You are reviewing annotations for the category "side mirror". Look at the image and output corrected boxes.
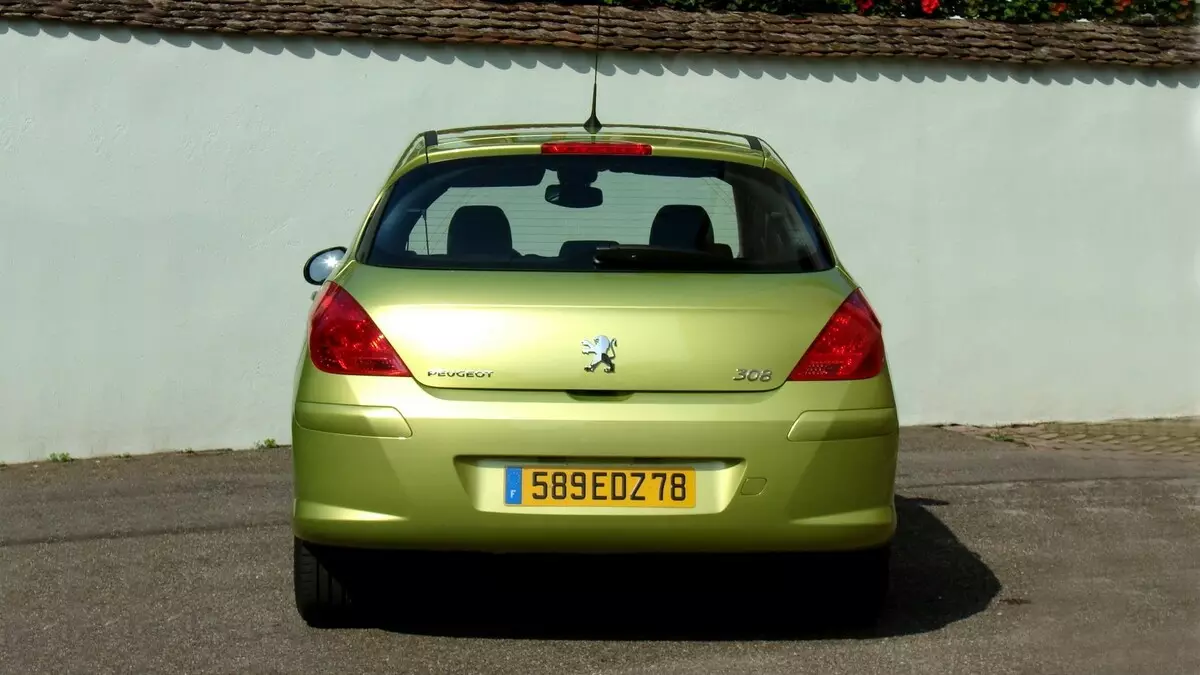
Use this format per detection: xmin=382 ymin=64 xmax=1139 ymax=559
xmin=303 ymin=246 xmax=347 ymax=286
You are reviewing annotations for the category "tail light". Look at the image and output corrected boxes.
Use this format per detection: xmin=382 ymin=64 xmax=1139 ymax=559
xmin=788 ymin=289 xmax=884 ymax=381
xmin=308 ymin=282 xmax=410 ymax=377
xmin=541 ymin=141 xmax=653 ymax=156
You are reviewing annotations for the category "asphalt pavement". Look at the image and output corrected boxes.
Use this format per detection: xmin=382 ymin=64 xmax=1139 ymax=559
xmin=1 ymin=428 xmax=1197 ymax=675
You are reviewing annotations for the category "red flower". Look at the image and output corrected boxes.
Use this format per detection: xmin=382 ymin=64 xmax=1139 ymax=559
xmin=1050 ymin=2 xmax=1067 ymax=14
xmin=857 ymin=0 xmax=874 ymax=12
xmin=921 ymin=0 xmax=940 ymax=14
xmin=1115 ymin=0 xmax=1132 ymax=10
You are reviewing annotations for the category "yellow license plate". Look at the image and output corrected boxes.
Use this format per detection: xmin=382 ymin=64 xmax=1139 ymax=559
xmin=504 ymin=466 xmax=696 ymax=508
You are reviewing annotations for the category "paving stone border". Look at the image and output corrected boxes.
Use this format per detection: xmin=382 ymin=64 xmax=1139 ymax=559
xmin=947 ymin=417 xmax=1200 ymax=458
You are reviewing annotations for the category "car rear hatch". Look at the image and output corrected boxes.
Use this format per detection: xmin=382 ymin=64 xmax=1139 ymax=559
xmin=308 ymin=140 xmax=881 ymax=393
xmin=334 ymin=264 xmax=857 ymax=393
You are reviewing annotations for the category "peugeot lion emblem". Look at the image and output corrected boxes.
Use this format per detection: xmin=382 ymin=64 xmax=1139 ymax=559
xmin=581 ymin=335 xmax=617 ymax=374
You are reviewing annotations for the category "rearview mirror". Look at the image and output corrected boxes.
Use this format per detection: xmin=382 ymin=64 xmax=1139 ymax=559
xmin=545 ymin=184 xmax=603 ymax=209
xmin=303 ymin=246 xmax=347 ymax=285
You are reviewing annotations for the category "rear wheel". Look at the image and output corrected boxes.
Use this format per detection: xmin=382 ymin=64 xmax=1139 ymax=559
xmin=830 ymin=544 xmax=891 ymax=626
xmin=775 ymin=544 xmax=890 ymax=629
xmin=293 ymin=538 xmax=355 ymax=627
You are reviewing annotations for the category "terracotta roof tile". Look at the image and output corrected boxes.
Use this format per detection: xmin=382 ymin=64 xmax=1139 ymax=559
xmin=1 ymin=0 xmax=1196 ymax=68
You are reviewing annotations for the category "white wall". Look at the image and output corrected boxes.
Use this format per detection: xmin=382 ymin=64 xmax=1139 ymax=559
xmin=1 ymin=21 xmax=1197 ymax=461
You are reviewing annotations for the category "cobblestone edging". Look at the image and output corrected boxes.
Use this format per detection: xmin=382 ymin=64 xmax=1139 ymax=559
xmin=947 ymin=417 xmax=1200 ymax=458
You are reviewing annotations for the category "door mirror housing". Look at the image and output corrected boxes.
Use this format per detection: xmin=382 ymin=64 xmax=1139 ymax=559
xmin=303 ymin=246 xmax=347 ymax=285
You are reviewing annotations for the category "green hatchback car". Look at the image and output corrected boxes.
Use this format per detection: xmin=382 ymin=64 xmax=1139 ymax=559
xmin=292 ymin=123 xmax=900 ymax=627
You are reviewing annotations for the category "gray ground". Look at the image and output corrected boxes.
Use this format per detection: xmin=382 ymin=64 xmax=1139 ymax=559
xmin=2 ymin=427 xmax=1198 ymax=675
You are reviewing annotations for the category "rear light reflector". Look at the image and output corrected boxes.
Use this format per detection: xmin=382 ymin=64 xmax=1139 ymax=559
xmin=308 ymin=282 xmax=411 ymax=377
xmin=540 ymin=141 xmax=653 ymax=156
xmin=788 ymin=289 xmax=884 ymax=381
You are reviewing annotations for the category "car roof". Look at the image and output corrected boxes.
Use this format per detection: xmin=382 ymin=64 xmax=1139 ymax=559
xmin=419 ymin=122 xmax=768 ymax=165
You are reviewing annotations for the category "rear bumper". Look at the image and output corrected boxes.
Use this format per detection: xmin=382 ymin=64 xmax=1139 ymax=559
xmin=291 ymin=379 xmax=899 ymax=554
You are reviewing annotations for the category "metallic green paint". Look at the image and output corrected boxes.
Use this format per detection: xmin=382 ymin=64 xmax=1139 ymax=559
xmin=335 ymin=264 xmax=857 ymax=393
xmin=291 ymin=122 xmax=900 ymax=555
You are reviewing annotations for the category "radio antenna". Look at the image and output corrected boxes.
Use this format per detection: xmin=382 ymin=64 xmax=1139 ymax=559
xmin=582 ymin=1 xmax=603 ymax=134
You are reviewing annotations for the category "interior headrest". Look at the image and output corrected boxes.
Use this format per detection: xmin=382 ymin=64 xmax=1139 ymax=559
xmin=447 ymin=205 xmax=513 ymax=257
xmin=650 ymin=205 xmax=715 ymax=250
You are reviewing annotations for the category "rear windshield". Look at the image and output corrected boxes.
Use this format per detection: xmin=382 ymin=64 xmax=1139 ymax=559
xmin=362 ymin=154 xmax=834 ymax=273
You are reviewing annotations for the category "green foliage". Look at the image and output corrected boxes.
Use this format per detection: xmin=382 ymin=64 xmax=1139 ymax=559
xmin=594 ymin=0 xmax=1195 ymax=24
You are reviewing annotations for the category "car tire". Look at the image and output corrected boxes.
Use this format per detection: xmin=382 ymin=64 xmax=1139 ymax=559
xmin=832 ymin=544 xmax=891 ymax=627
xmin=293 ymin=537 xmax=354 ymax=627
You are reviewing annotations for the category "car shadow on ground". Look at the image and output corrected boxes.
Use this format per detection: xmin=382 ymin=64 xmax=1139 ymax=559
xmin=337 ymin=495 xmax=1000 ymax=641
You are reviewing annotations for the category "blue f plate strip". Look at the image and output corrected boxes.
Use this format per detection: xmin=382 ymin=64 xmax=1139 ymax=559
xmin=504 ymin=466 xmax=522 ymax=505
